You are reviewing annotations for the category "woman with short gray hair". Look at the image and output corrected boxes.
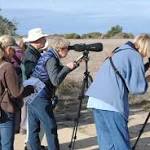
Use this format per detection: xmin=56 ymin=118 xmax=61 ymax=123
xmin=50 ymin=37 xmax=70 ymax=51
xmin=27 ymin=37 xmax=78 ymax=150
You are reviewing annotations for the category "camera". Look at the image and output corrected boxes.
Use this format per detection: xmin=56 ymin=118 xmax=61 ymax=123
xmin=68 ymin=43 xmax=103 ymax=52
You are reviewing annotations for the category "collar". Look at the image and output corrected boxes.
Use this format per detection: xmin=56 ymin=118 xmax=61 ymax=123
xmin=49 ymin=48 xmax=60 ymax=60
xmin=126 ymin=41 xmax=138 ymax=51
xmin=28 ymin=44 xmax=41 ymax=57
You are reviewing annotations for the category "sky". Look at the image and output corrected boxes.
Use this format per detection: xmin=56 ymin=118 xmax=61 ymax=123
xmin=0 ymin=0 xmax=150 ymax=35
xmin=1 ymin=0 xmax=150 ymax=14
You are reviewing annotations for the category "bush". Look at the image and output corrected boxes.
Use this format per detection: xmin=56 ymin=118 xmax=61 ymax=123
xmin=64 ymin=33 xmax=81 ymax=39
xmin=0 ymin=11 xmax=17 ymax=36
xmin=81 ymin=32 xmax=102 ymax=39
xmin=111 ymin=32 xmax=134 ymax=39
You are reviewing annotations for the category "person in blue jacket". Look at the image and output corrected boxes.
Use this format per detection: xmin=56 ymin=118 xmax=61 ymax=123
xmin=27 ymin=37 xmax=78 ymax=150
xmin=86 ymin=34 xmax=150 ymax=150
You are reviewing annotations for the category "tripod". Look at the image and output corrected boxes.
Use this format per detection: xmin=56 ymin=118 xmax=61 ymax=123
xmin=132 ymin=112 xmax=150 ymax=150
xmin=68 ymin=50 xmax=93 ymax=150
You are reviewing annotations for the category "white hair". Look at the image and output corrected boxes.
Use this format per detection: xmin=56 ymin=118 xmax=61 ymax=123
xmin=49 ymin=37 xmax=70 ymax=51
xmin=134 ymin=34 xmax=150 ymax=57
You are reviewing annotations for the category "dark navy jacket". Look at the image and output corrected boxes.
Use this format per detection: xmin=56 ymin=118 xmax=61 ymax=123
xmin=22 ymin=44 xmax=41 ymax=79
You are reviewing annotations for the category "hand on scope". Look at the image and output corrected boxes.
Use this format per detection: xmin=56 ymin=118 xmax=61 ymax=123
xmin=66 ymin=62 xmax=78 ymax=70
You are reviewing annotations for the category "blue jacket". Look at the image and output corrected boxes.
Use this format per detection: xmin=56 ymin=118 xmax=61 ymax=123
xmin=32 ymin=49 xmax=56 ymax=83
xmin=32 ymin=48 xmax=71 ymax=97
xmin=86 ymin=42 xmax=148 ymax=119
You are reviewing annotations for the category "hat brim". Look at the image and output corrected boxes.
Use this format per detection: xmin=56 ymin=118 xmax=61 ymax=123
xmin=23 ymin=34 xmax=48 ymax=43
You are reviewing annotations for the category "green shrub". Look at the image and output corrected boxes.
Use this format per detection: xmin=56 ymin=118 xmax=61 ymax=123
xmin=105 ymin=25 xmax=123 ymax=38
xmin=81 ymin=32 xmax=102 ymax=39
xmin=0 ymin=11 xmax=17 ymax=36
xmin=111 ymin=32 xmax=134 ymax=39
xmin=64 ymin=33 xmax=81 ymax=39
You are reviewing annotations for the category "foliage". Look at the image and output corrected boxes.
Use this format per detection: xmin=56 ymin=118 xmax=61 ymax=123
xmin=63 ymin=25 xmax=133 ymax=39
xmin=64 ymin=33 xmax=81 ymax=39
xmin=104 ymin=25 xmax=123 ymax=38
xmin=81 ymin=32 xmax=102 ymax=39
xmin=0 ymin=10 xmax=17 ymax=36
xmin=110 ymin=32 xmax=134 ymax=39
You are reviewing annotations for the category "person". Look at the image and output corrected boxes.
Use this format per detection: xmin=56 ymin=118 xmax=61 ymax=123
xmin=18 ymin=38 xmax=28 ymax=52
xmin=27 ymin=37 xmax=78 ymax=150
xmin=22 ymin=27 xmax=47 ymax=79
xmin=0 ymin=35 xmax=34 ymax=150
xmin=86 ymin=34 xmax=150 ymax=150
xmin=21 ymin=28 xmax=48 ymax=149
xmin=11 ymin=43 xmax=25 ymax=133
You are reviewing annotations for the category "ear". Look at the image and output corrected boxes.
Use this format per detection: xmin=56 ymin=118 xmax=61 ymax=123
xmin=5 ymin=47 xmax=10 ymax=54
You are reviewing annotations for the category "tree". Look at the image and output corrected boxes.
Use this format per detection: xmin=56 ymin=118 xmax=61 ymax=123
xmin=0 ymin=9 xmax=17 ymax=36
xmin=105 ymin=25 xmax=123 ymax=38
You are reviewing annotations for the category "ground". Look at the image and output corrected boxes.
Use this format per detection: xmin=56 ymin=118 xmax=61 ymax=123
xmin=15 ymin=104 xmax=150 ymax=150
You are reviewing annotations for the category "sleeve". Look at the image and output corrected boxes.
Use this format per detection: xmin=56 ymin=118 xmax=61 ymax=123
xmin=5 ymin=64 xmax=23 ymax=97
xmin=46 ymin=58 xmax=71 ymax=86
xmin=22 ymin=50 xmax=37 ymax=79
xmin=124 ymin=54 xmax=148 ymax=94
xmin=24 ymin=60 xmax=36 ymax=78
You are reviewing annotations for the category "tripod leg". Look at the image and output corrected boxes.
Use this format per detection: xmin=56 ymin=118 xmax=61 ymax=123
xmin=68 ymin=78 xmax=86 ymax=150
xmin=132 ymin=112 xmax=150 ymax=150
xmin=68 ymin=74 xmax=93 ymax=150
xmin=68 ymin=119 xmax=78 ymax=150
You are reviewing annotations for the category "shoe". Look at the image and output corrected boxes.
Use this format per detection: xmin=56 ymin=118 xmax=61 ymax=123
xmin=41 ymin=145 xmax=48 ymax=150
xmin=24 ymin=145 xmax=47 ymax=150
xmin=24 ymin=145 xmax=27 ymax=150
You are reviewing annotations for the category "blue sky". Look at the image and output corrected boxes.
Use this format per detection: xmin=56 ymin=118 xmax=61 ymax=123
xmin=1 ymin=0 xmax=150 ymax=15
xmin=1 ymin=0 xmax=150 ymax=35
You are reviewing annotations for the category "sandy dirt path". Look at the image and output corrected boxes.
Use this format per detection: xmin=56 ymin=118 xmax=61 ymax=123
xmin=15 ymin=106 xmax=150 ymax=150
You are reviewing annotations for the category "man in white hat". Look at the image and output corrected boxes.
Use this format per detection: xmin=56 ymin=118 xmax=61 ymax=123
xmin=22 ymin=27 xmax=48 ymax=79
xmin=21 ymin=28 xmax=48 ymax=150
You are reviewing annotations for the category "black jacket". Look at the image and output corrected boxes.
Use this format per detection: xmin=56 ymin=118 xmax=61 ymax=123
xmin=22 ymin=45 xmax=41 ymax=79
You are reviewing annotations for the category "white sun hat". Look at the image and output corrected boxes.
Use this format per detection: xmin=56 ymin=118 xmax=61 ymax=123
xmin=24 ymin=28 xmax=48 ymax=42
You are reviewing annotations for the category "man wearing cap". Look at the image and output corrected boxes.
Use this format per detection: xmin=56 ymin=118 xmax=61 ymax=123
xmin=21 ymin=28 xmax=48 ymax=150
xmin=22 ymin=28 xmax=47 ymax=79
